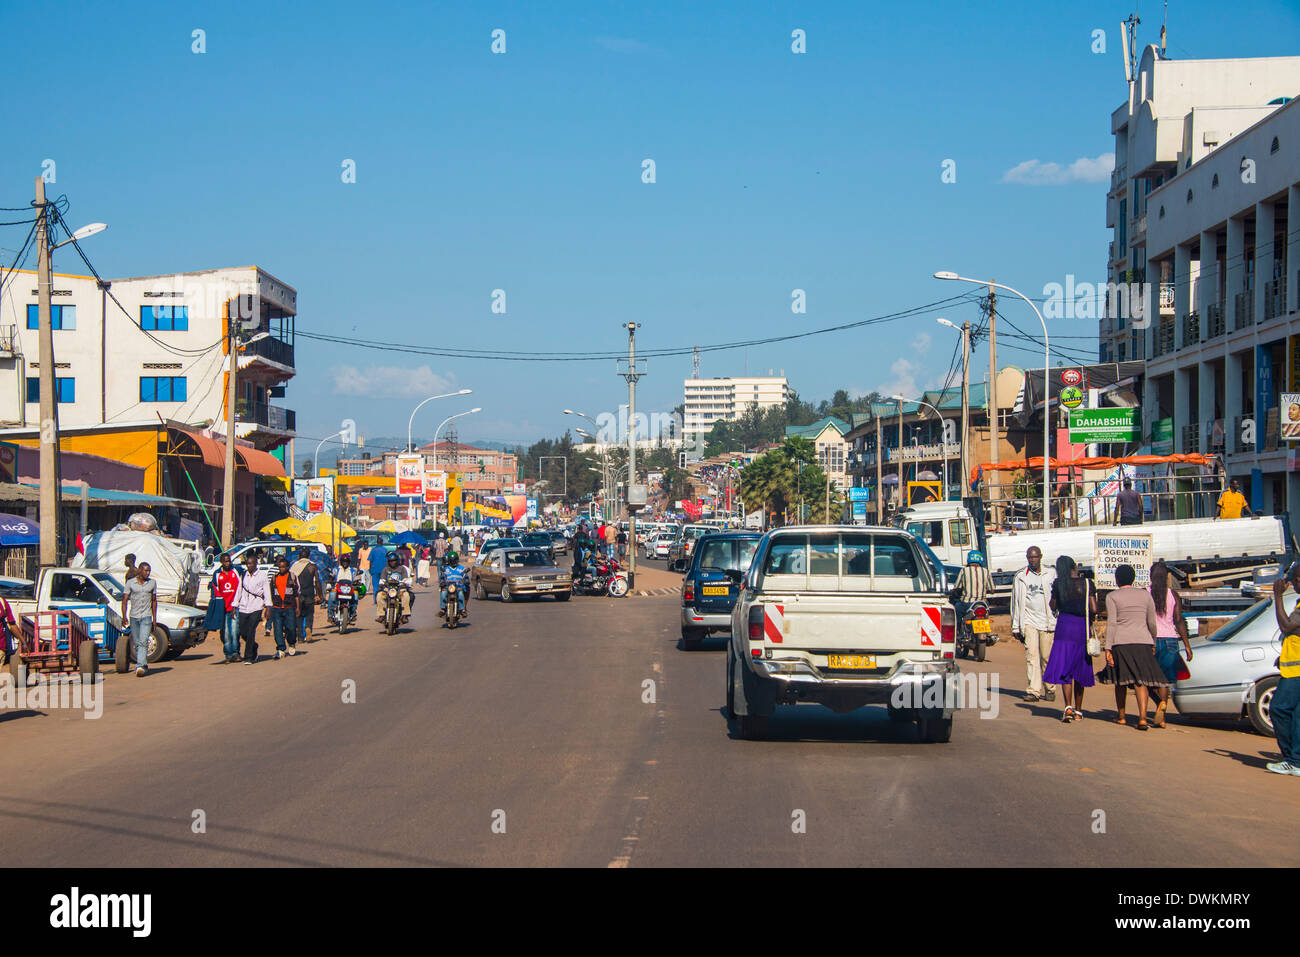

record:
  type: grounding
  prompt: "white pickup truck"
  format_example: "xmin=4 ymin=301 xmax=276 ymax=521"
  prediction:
xmin=894 ymin=499 xmax=1291 ymax=599
xmin=4 ymin=568 xmax=207 ymax=664
xmin=726 ymin=526 xmax=958 ymax=742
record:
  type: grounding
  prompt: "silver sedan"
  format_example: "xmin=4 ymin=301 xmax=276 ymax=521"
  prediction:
xmin=1173 ymin=594 xmax=1288 ymax=735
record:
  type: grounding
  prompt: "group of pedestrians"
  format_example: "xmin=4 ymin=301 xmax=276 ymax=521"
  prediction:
xmin=1010 ymin=547 xmax=1192 ymax=729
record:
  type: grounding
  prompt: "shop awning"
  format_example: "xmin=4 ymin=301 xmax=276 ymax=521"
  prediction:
xmin=236 ymin=446 xmax=286 ymax=477
xmin=170 ymin=427 xmax=226 ymax=468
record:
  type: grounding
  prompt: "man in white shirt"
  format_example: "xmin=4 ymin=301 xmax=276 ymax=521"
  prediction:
xmin=234 ymin=552 xmax=273 ymax=665
xmin=1011 ymin=545 xmax=1057 ymax=702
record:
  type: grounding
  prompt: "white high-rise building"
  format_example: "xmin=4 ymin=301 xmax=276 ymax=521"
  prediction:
xmin=683 ymin=375 xmax=789 ymax=442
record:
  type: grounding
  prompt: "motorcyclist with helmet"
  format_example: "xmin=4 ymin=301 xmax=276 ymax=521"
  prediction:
xmin=438 ymin=550 xmax=470 ymax=619
xmin=375 ymin=551 xmax=415 ymax=623
xmin=954 ymin=549 xmax=994 ymax=623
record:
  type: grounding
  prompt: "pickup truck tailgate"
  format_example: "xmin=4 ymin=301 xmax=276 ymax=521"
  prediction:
xmin=757 ymin=594 xmax=946 ymax=654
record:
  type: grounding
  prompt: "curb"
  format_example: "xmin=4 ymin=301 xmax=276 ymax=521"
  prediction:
xmin=631 ymin=586 xmax=680 ymax=597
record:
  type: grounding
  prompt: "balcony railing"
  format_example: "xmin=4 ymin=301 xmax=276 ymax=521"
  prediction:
xmin=1159 ymin=282 xmax=1175 ymax=314
xmin=1110 ymin=164 xmax=1127 ymax=192
xmin=0 ymin=324 xmax=16 ymax=355
xmin=1234 ymin=414 xmax=1254 ymax=453
xmin=237 ymin=399 xmax=296 ymax=432
xmin=1264 ymin=275 xmax=1288 ymax=321
xmin=1207 ymin=302 xmax=1225 ymax=339
xmin=1205 ymin=419 xmax=1225 ymax=451
xmin=1153 ymin=318 xmax=1175 ymax=357
xmin=1180 ymin=311 xmax=1200 ymax=348
xmin=244 ymin=334 xmax=294 ymax=368
xmin=1234 ymin=291 xmax=1255 ymax=330
xmin=1181 ymin=424 xmax=1199 ymax=452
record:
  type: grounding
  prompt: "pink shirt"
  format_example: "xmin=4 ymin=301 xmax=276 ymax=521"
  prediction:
xmin=1147 ymin=585 xmax=1180 ymax=638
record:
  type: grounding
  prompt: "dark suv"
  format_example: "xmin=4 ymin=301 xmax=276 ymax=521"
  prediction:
xmin=680 ymin=532 xmax=762 ymax=650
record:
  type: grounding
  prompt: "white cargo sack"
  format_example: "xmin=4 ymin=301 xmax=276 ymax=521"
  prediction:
xmin=73 ymin=530 xmax=199 ymax=605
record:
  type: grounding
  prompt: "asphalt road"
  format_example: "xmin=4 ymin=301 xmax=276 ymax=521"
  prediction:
xmin=0 ymin=584 xmax=1295 ymax=867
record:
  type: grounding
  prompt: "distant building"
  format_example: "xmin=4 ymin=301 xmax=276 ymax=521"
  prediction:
xmin=683 ymin=375 xmax=789 ymax=443
xmin=784 ymin=416 xmax=851 ymax=491
xmin=379 ymin=442 xmax=518 ymax=494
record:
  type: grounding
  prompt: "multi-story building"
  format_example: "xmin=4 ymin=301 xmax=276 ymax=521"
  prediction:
xmin=1101 ymin=44 xmax=1300 ymax=364
xmin=337 ymin=454 xmax=385 ymax=477
xmin=784 ymin=416 xmax=851 ymax=491
xmin=0 ymin=265 xmax=297 ymax=458
xmin=683 ymin=375 xmax=789 ymax=443
xmin=1139 ymin=89 xmax=1300 ymax=515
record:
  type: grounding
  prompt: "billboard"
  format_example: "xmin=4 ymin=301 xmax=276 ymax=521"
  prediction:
xmin=293 ymin=477 xmax=335 ymax=516
xmin=1068 ymin=408 xmax=1140 ymax=444
xmin=396 ymin=455 xmax=424 ymax=497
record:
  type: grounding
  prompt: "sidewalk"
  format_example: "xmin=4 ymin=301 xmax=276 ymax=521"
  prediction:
xmin=627 ymin=561 xmax=681 ymax=597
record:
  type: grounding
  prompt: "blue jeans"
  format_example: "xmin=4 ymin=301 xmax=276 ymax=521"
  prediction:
xmin=1272 ymin=675 xmax=1300 ymax=765
xmin=297 ymin=604 xmax=315 ymax=639
xmin=270 ymin=607 xmax=297 ymax=651
xmin=221 ymin=611 xmax=240 ymax=658
xmin=129 ymin=616 xmax=152 ymax=670
xmin=439 ymin=584 xmax=469 ymax=611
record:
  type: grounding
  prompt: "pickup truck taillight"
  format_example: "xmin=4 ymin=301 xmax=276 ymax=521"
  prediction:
xmin=941 ymin=607 xmax=955 ymax=659
xmin=748 ymin=605 xmax=764 ymax=641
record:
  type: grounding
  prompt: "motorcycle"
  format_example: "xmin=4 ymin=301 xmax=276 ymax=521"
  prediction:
xmin=956 ymin=599 xmax=994 ymax=662
xmin=444 ymin=581 xmax=463 ymax=629
xmin=573 ymin=555 xmax=629 ymax=598
xmin=331 ymin=579 xmax=359 ymax=635
xmin=380 ymin=583 xmax=407 ymax=636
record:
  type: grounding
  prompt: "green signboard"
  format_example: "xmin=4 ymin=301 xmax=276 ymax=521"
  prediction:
xmin=1151 ymin=417 xmax=1173 ymax=455
xmin=1069 ymin=408 xmax=1141 ymax=444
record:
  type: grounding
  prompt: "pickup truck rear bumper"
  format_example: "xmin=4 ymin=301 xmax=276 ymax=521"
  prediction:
xmin=745 ymin=656 xmax=958 ymax=707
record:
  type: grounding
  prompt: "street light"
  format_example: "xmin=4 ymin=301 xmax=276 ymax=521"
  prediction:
xmin=407 ymin=388 xmax=473 ymax=452
xmin=313 ymin=429 xmax=348 ymax=478
xmin=891 ymin=393 xmax=949 ymax=501
xmin=935 ymin=271 xmax=1050 ymax=527
xmin=428 ymin=407 xmax=482 ymax=527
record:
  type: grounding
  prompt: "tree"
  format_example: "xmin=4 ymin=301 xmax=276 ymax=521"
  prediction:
xmin=739 ymin=439 xmax=830 ymax=525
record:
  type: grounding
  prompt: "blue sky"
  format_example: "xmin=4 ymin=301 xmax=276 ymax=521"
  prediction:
xmin=4 ymin=0 xmax=1298 ymax=457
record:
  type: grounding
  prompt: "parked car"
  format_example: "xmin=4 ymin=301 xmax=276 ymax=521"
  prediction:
xmin=471 ymin=547 xmax=572 ymax=603
xmin=668 ymin=524 xmax=712 ymax=572
xmin=547 ymin=530 xmax=569 ymax=556
xmin=1174 ymin=596 xmax=1285 ymax=735
xmin=727 ymin=526 xmax=956 ymax=741
xmin=680 ymin=532 xmax=761 ymax=649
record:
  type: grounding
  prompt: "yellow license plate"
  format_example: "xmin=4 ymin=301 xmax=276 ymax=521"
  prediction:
xmin=702 ymin=585 xmax=728 ymax=596
xmin=970 ymin=619 xmax=992 ymax=634
xmin=829 ymin=654 xmax=876 ymax=669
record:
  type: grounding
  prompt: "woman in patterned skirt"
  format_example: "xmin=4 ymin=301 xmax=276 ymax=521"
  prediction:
xmin=1100 ymin=563 xmax=1170 ymax=730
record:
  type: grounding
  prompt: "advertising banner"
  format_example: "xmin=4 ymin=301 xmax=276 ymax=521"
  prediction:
xmin=396 ymin=455 xmax=423 ymax=497
xmin=1281 ymin=393 xmax=1300 ymax=442
xmin=1151 ymin=417 xmax=1174 ymax=455
xmin=526 ymin=497 xmax=538 ymax=520
xmin=423 ymin=470 xmax=446 ymax=505
xmin=1093 ymin=531 xmax=1152 ymax=589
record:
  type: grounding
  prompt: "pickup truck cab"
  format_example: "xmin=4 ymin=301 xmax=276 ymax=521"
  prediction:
xmin=6 ymin=568 xmax=206 ymax=664
xmin=668 ymin=524 xmax=712 ymax=572
xmin=727 ymin=525 xmax=957 ymax=741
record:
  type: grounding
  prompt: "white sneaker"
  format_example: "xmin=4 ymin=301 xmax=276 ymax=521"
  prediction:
xmin=287 ymin=646 xmax=297 ymax=657
xmin=135 ymin=667 xmax=146 ymax=677
xmin=1265 ymin=761 xmax=1300 ymax=776
xmin=274 ymin=651 xmax=284 ymax=660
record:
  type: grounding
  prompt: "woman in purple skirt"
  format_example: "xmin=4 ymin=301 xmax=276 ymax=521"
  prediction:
xmin=1044 ymin=555 xmax=1097 ymax=722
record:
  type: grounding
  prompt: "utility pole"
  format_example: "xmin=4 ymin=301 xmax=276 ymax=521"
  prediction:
xmin=987 ymin=283 xmax=999 ymax=521
xmin=618 ymin=322 xmax=643 ymax=590
xmin=35 ymin=177 xmax=62 ymax=567
xmin=960 ymin=320 xmax=971 ymax=498
xmin=874 ymin=412 xmax=883 ymax=523
xmin=896 ymin=399 xmax=904 ymax=511
xmin=220 ymin=306 xmax=238 ymax=548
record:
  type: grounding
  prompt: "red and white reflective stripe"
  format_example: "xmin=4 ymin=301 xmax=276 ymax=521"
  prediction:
xmin=763 ymin=603 xmax=785 ymax=644
xmin=920 ymin=606 xmax=941 ymax=647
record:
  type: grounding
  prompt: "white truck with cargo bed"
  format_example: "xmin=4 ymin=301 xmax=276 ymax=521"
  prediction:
xmin=726 ymin=526 xmax=959 ymax=742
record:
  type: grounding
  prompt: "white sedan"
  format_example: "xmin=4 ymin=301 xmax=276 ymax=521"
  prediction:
xmin=644 ymin=532 xmax=673 ymax=560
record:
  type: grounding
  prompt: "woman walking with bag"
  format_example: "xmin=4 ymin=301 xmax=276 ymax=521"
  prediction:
xmin=1043 ymin=555 xmax=1097 ymax=722
xmin=1100 ymin=563 xmax=1170 ymax=730
xmin=1145 ymin=561 xmax=1192 ymax=728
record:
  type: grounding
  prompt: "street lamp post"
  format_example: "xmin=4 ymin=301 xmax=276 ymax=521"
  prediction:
xmin=566 ymin=410 xmax=610 ymax=521
xmin=429 ymin=408 xmax=481 ymax=528
xmin=407 ymin=389 xmax=472 ymax=452
xmin=935 ymin=271 xmax=1051 ymax=528
xmin=890 ymin=394 xmax=949 ymax=500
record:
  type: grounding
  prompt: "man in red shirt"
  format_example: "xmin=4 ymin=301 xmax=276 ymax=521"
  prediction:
xmin=211 ymin=552 xmax=244 ymax=664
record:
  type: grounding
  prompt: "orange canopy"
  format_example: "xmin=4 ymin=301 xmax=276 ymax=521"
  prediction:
xmin=971 ymin=453 xmax=1217 ymax=484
